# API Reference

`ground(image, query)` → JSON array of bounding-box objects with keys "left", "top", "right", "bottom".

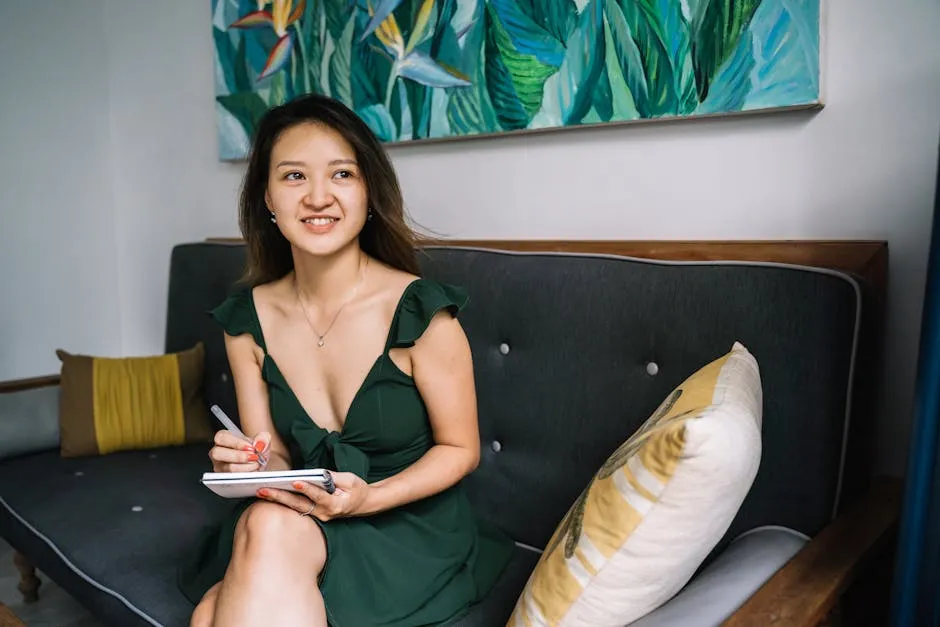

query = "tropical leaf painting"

[{"left": 210, "top": 0, "right": 821, "bottom": 159}]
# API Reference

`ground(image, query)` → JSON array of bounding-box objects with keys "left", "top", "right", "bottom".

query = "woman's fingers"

[
  {"left": 257, "top": 488, "right": 316, "bottom": 515},
  {"left": 209, "top": 445, "right": 258, "bottom": 465},
  {"left": 213, "top": 430, "right": 252, "bottom": 450},
  {"left": 209, "top": 430, "right": 261, "bottom": 472}
]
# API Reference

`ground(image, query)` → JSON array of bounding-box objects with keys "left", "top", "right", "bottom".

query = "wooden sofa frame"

[{"left": 1, "top": 239, "right": 901, "bottom": 626}]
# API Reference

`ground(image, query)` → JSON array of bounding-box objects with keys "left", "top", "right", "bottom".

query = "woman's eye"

[
  {"left": 334, "top": 170, "right": 354, "bottom": 180},
  {"left": 284, "top": 171, "right": 304, "bottom": 181}
]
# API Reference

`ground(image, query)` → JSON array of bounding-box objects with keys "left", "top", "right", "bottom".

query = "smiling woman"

[{"left": 177, "top": 94, "right": 514, "bottom": 627}]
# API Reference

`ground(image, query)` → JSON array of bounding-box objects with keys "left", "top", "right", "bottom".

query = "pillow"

[
  {"left": 0, "top": 384, "right": 61, "bottom": 461},
  {"left": 508, "top": 342, "right": 762, "bottom": 626},
  {"left": 55, "top": 343, "right": 213, "bottom": 457}
]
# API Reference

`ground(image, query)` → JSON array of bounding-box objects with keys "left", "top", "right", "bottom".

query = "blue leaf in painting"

[
  {"left": 695, "top": 28, "right": 755, "bottom": 114},
  {"left": 744, "top": 0, "right": 820, "bottom": 109},
  {"left": 551, "top": 0, "right": 606, "bottom": 125},
  {"left": 655, "top": 0, "right": 698, "bottom": 114},
  {"left": 398, "top": 51, "right": 472, "bottom": 88},
  {"left": 696, "top": 0, "right": 820, "bottom": 114},
  {"left": 358, "top": 104, "right": 398, "bottom": 141},
  {"left": 360, "top": 0, "right": 405, "bottom": 42},
  {"left": 488, "top": 0, "right": 566, "bottom": 68}
]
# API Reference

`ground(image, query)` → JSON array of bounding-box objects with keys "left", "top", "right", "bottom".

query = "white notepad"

[{"left": 201, "top": 468, "right": 335, "bottom": 499}]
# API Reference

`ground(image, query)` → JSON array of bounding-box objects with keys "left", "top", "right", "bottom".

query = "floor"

[{"left": 0, "top": 538, "right": 100, "bottom": 626}]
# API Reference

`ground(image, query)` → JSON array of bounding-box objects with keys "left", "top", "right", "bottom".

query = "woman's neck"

[{"left": 291, "top": 244, "right": 367, "bottom": 308}]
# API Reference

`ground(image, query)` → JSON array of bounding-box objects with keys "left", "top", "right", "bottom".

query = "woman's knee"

[{"left": 234, "top": 502, "right": 326, "bottom": 566}]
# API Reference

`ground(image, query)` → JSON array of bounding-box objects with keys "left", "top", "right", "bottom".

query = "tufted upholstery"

[{"left": 166, "top": 241, "right": 865, "bottom": 551}]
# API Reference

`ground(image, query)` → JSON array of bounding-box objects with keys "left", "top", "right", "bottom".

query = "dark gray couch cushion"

[
  {"left": 419, "top": 247, "right": 860, "bottom": 551},
  {"left": 0, "top": 442, "right": 538, "bottom": 627},
  {"left": 0, "top": 445, "right": 228, "bottom": 627}
]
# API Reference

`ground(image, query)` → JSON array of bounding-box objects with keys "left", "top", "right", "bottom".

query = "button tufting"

[
  {"left": 499, "top": 343, "right": 510, "bottom": 355},
  {"left": 221, "top": 373, "right": 229, "bottom": 383},
  {"left": 646, "top": 362, "right": 660, "bottom": 376},
  {"left": 74, "top": 471, "right": 84, "bottom": 477},
  {"left": 149, "top": 453, "right": 158, "bottom": 459},
  {"left": 131, "top": 506, "right": 143, "bottom": 512},
  {"left": 491, "top": 440, "right": 502, "bottom": 453}
]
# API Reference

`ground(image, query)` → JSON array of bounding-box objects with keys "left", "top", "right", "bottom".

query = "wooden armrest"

[
  {"left": 722, "top": 476, "right": 903, "bottom": 626},
  {"left": 0, "top": 374, "right": 60, "bottom": 394}
]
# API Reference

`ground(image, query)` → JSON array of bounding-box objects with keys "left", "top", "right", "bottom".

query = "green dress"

[{"left": 178, "top": 278, "right": 514, "bottom": 626}]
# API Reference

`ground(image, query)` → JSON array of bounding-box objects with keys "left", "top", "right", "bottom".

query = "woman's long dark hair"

[{"left": 238, "top": 94, "right": 421, "bottom": 285}]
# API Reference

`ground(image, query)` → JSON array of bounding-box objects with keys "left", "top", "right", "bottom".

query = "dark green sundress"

[{"left": 178, "top": 278, "right": 513, "bottom": 626}]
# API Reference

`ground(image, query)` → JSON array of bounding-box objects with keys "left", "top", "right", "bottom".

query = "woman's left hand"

[{"left": 256, "top": 472, "right": 370, "bottom": 521}]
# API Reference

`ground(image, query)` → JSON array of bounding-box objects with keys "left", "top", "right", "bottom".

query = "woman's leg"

[
  {"left": 210, "top": 501, "right": 328, "bottom": 627},
  {"left": 189, "top": 583, "right": 221, "bottom": 627}
]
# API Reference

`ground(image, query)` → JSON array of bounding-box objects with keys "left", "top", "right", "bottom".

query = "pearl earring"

[
  {"left": 367, "top": 207, "right": 374, "bottom": 221},
  {"left": 270, "top": 212, "right": 277, "bottom": 224}
]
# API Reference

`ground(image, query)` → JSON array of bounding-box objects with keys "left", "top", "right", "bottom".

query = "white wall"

[
  {"left": 2, "top": 0, "right": 938, "bottom": 476},
  {"left": 0, "top": 1, "right": 123, "bottom": 376}
]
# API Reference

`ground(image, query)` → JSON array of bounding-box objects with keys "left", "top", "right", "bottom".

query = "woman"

[{"left": 177, "top": 94, "right": 513, "bottom": 626}]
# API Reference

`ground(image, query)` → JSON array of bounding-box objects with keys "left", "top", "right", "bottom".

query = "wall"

[
  {"left": 2, "top": 0, "right": 938, "bottom": 476},
  {"left": 0, "top": 1, "right": 123, "bottom": 377}
]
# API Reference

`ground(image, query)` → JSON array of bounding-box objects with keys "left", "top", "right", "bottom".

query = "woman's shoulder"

[
  {"left": 209, "top": 277, "right": 291, "bottom": 348},
  {"left": 378, "top": 269, "right": 469, "bottom": 350}
]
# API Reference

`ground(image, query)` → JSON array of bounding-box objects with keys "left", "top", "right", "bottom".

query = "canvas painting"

[{"left": 211, "top": 0, "right": 822, "bottom": 159}]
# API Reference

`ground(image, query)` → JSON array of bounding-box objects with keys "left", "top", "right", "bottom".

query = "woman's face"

[{"left": 265, "top": 122, "right": 369, "bottom": 258}]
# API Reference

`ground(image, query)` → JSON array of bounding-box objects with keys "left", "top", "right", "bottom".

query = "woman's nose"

[{"left": 304, "top": 181, "right": 334, "bottom": 207}]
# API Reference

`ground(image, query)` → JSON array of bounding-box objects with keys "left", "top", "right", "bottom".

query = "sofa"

[{"left": 0, "top": 239, "right": 901, "bottom": 626}]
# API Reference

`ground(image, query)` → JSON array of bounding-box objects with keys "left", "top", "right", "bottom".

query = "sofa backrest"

[{"left": 165, "top": 241, "right": 870, "bottom": 553}]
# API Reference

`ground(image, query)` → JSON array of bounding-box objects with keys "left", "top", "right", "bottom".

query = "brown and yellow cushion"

[{"left": 55, "top": 343, "right": 212, "bottom": 457}]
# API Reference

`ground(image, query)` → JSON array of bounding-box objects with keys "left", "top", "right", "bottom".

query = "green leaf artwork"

[{"left": 211, "top": 0, "right": 821, "bottom": 159}]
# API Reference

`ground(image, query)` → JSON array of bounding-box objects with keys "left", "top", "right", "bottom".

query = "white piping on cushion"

[
  {"left": 0, "top": 495, "right": 163, "bottom": 627},
  {"left": 733, "top": 524, "right": 812, "bottom": 543}
]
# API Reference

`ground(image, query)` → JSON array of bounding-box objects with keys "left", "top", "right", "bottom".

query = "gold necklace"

[{"left": 295, "top": 256, "right": 368, "bottom": 348}]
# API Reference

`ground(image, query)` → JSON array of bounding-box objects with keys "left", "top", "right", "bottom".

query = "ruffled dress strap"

[
  {"left": 209, "top": 286, "right": 267, "bottom": 351},
  {"left": 385, "top": 279, "right": 470, "bottom": 351}
]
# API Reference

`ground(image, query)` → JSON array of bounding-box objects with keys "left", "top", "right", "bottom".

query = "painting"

[{"left": 211, "top": 0, "right": 822, "bottom": 159}]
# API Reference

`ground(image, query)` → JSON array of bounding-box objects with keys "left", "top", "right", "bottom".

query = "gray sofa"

[{"left": 0, "top": 240, "right": 898, "bottom": 626}]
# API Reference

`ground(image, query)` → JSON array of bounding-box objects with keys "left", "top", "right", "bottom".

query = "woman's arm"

[
  {"left": 210, "top": 331, "right": 293, "bottom": 472},
  {"left": 356, "top": 309, "right": 481, "bottom": 515}
]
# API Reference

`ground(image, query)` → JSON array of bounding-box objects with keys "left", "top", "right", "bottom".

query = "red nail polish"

[
  {"left": 257, "top": 489, "right": 268, "bottom": 497},
  {"left": 293, "top": 482, "right": 303, "bottom": 490},
  {"left": 257, "top": 442, "right": 267, "bottom": 453},
  {"left": 247, "top": 454, "right": 258, "bottom": 461}
]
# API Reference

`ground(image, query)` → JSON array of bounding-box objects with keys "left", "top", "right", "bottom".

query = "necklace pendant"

[{"left": 317, "top": 337, "right": 325, "bottom": 347}]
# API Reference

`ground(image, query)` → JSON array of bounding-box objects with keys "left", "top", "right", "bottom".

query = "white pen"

[{"left": 210, "top": 404, "right": 267, "bottom": 467}]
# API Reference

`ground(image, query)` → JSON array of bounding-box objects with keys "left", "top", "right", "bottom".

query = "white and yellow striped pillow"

[{"left": 509, "top": 342, "right": 762, "bottom": 626}]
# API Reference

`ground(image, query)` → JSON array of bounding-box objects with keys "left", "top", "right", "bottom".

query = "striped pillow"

[{"left": 509, "top": 342, "right": 763, "bottom": 626}]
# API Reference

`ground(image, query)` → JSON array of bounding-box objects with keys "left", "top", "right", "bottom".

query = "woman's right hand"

[{"left": 209, "top": 430, "right": 272, "bottom": 473}]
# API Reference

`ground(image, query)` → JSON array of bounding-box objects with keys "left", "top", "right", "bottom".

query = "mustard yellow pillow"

[
  {"left": 509, "top": 342, "right": 763, "bottom": 626},
  {"left": 55, "top": 343, "right": 212, "bottom": 457}
]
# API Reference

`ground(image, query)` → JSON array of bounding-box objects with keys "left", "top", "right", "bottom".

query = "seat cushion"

[
  {"left": 0, "top": 444, "right": 537, "bottom": 627},
  {"left": 0, "top": 444, "right": 228, "bottom": 627}
]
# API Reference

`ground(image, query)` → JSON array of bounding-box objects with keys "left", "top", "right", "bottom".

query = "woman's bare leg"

[
  {"left": 210, "top": 501, "right": 328, "bottom": 627},
  {"left": 190, "top": 582, "right": 221, "bottom": 627}
]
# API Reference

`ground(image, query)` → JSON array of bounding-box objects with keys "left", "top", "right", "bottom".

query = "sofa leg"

[{"left": 13, "top": 551, "right": 41, "bottom": 603}]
